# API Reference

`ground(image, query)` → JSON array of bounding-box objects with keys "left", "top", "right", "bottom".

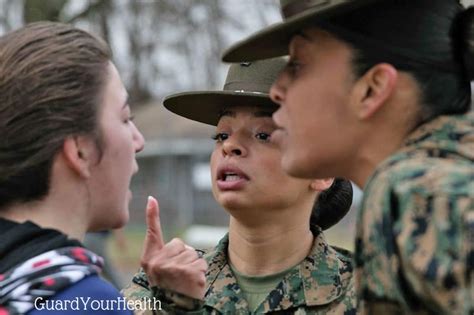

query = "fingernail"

[{"left": 147, "top": 196, "right": 154, "bottom": 208}]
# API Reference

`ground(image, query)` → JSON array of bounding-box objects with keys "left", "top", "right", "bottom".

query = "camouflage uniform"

[
  {"left": 123, "top": 228, "right": 357, "bottom": 314},
  {"left": 355, "top": 112, "right": 474, "bottom": 315}
]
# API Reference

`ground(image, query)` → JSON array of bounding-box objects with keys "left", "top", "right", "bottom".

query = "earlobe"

[
  {"left": 310, "top": 178, "right": 334, "bottom": 192},
  {"left": 62, "top": 137, "right": 93, "bottom": 178},
  {"left": 357, "top": 63, "right": 398, "bottom": 119}
]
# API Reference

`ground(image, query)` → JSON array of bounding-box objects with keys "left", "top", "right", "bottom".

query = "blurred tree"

[
  {"left": 0, "top": 0, "right": 280, "bottom": 105},
  {"left": 4, "top": 0, "right": 474, "bottom": 105},
  {"left": 23, "top": 0, "right": 66, "bottom": 22},
  {"left": 0, "top": 0, "right": 22, "bottom": 31}
]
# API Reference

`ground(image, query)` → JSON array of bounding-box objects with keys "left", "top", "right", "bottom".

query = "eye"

[
  {"left": 255, "top": 132, "right": 271, "bottom": 142},
  {"left": 211, "top": 132, "right": 229, "bottom": 142},
  {"left": 124, "top": 115, "right": 135, "bottom": 124},
  {"left": 286, "top": 59, "right": 302, "bottom": 77}
]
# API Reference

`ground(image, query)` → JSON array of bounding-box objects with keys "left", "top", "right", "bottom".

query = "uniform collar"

[
  {"left": 203, "top": 234, "right": 249, "bottom": 312},
  {"left": 402, "top": 112, "right": 473, "bottom": 153},
  {"left": 203, "top": 230, "right": 353, "bottom": 313},
  {"left": 364, "top": 112, "right": 474, "bottom": 193}
]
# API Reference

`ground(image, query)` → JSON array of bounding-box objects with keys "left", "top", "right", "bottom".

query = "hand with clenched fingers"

[{"left": 140, "top": 196, "right": 207, "bottom": 300}]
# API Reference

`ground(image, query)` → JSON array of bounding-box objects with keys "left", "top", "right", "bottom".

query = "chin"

[
  {"left": 281, "top": 154, "right": 317, "bottom": 179},
  {"left": 219, "top": 196, "right": 250, "bottom": 213},
  {"left": 114, "top": 206, "right": 130, "bottom": 228},
  {"left": 98, "top": 207, "right": 130, "bottom": 230}
]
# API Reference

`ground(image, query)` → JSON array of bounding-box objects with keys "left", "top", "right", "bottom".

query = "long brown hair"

[{"left": 0, "top": 22, "right": 112, "bottom": 209}]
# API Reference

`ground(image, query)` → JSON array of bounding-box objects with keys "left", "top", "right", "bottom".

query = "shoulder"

[
  {"left": 323, "top": 243, "right": 357, "bottom": 313},
  {"left": 306, "top": 233, "right": 355, "bottom": 300},
  {"left": 362, "top": 155, "right": 472, "bottom": 248},
  {"left": 52, "top": 275, "right": 124, "bottom": 300},
  {"left": 364, "top": 150, "right": 473, "bottom": 214},
  {"left": 28, "top": 275, "right": 132, "bottom": 314},
  {"left": 331, "top": 245, "right": 353, "bottom": 262},
  {"left": 367, "top": 113, "right": 473, "bottom": 200},
  {"left": 302, "top": 241, "right": 357, "bottom": 313}
]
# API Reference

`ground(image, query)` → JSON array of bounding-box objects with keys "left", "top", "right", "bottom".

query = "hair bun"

[
  {"left": 455, "top": 6, "right": 474, "bottom": 80},
  {"left": 311, "top": 178, "right": 353, "bottom": 231}
]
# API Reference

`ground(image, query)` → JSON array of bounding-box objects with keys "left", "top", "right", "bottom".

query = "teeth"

[{"left": 224, "top": 174, "right": 242, "bottom": 181}]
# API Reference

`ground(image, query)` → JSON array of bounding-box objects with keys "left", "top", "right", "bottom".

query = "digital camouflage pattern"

[
  {"left": 123, "top": 228, "right": 357, "bottom": 314},
  {"left": 355, "top": 112, "right": 474, "bottom": 315}
]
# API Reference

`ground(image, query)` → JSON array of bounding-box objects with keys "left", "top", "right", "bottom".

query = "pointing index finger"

[{"left": 144, "top": 195, "right": 165, "bottom": 251}]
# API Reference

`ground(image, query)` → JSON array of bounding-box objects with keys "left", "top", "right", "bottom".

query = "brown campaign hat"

[
  {"left": 222, "top": 0, "right": 383, "bottom": 62},
  {"left": 163, "top": 57, "right": 286, "bottom": 126}
]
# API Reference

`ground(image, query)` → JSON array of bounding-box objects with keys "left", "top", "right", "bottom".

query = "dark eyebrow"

[
  {"left": 295, "top": 30, "right": 312, "bottom": 41},
  {"left": 217, "top": 109, "right": 236, "bottom": 120},
  {"left": 217, "top": 108, "right": 274, "bottom": 121}
]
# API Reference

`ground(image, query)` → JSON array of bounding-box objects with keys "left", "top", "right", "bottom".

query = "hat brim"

[
  {"left": 222, "top": 0, "right": 382, "bottom": 62},
  {"left": 163, "top": 91, "right": 277, "bottom": 126}
]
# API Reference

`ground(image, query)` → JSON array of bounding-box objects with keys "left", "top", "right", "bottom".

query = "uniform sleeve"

[
  {"left": 121, "top": 270, "right": 204, "bottom": 315},
  {"left": 395, "top": 190, "right": 473, "bottom": 315}
]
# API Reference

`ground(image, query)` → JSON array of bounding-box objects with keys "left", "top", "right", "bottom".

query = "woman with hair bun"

[
  {"left": 123, "top": 58, "right": 357, "bottom": 314},
  {"left": 223, "top": 0, "right": 474, "bottom": 313}
]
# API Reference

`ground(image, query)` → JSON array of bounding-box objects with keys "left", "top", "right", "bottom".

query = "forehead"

[
  {"left": 217, "top": 105, "right": 275, "bottom": 121},
  {"left": 102, "top": 63, "right": 127, "bottom": 104},
  {"left": 289, "top": 28, "right": 344, "bottom": 55}
]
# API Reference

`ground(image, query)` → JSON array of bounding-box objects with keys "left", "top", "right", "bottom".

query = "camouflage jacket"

[
  {"left": 355, "top": 112, "right": 474, "bottom": 315},
  {"left": 123, "top": 229, "right": 357, "bottom": 314}
]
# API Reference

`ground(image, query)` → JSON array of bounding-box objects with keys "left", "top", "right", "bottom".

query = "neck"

[
  {"left": 349, "top": 101, "right": 420, "bottom": 187},
  {"left": 349, "top": 146, "right": 398, "bottom": 188},
  {"left": 352, "top": 73, "right": 424, "bottom": 188},
  {"left": 0, "top": 185, "right": 89, "bottom": 242},
  {"left": 0, "top": 153, "right": 95, "bottom": 241},
  {"left": 350, "top": 120, "right": 418, "bottom": 188},
  {"left": 227, "top": 212, "right": 313, "bottom": 276}
]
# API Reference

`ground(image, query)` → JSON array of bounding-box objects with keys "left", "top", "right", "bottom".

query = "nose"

[
  {"left": 270, "top": 72, "right": 287, "bottom": 105},
  {"left": 222, "top": 134, "right": 247, "bottom": 157},
  {"left": 132, "top": 122, "right": 145, "bottom": 153}
]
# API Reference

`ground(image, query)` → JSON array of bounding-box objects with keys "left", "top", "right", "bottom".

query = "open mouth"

[
  {"left": 216, "top": 168, "right": 249, "bottom": 191},
  {"left": 216, "top": 165, "right": 250, "bottom": 191},
  {"left": 221, "top": 172, "right": 245, "bottom": 182},
  {"left": 217, "top": 167, "right": 249, "bottom": 181}
]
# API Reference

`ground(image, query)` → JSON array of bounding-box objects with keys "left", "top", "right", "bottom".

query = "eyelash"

[
  {"left": 211, "top": 132, "right": 229, "bottom": 142},
  {"left": 211, "top": 132, "right": 271, "bottom": 143},
  {"left": 124, "top": 115, "right": 135, "bottom": 123},
  {"left": 255, "top": 132, "right": 271, "bottom": 142},
  {"left": 286, "top": 59, "right": 301, "bottom": 76}
]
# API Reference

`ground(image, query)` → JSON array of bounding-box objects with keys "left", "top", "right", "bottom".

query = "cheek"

[
  {"left": 256, "top": 154, "right": 286, "bottom": 180},
  {"left": 289, "top": 76, "right": 348, "bottom": 134},
  {"left": 209, "top": 150, "right": 219, "bottom": 185},
  {"left": 101, "top": 127, "right": 135, "bottom": 172},
  {"left": 285, "top": 80, "right": 318, "bottom": 125},
  {"left": 107, "top": 139, "right": 131, "bottom": 165},
  {"left": 258, "top": 155, "right": 308, "bottom": 197}
]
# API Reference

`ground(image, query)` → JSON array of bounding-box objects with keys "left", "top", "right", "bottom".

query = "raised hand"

[{"left": 140, "top": 196, "right": 207, "bottom": 300}]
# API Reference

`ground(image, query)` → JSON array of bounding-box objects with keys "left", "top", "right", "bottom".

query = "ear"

[
  {"left": 62, "top": 136, "right": 97, "bottom": 178},
  {"left": 310, "top": 178, "right": 334, "bottom": 192},
  {"left": 352, "top": 63, "right": 398, "bottom": 120}
]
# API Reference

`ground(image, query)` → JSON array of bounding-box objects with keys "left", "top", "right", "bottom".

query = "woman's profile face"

[
  {"left": 87, "top": 62, "right": 145, "bottom": 230},
  {"left": 210, "top": 106, "right": 314, "bottom": 215},
  {"left": 270, "top": 28, "right": 358, "bottom": 179}
]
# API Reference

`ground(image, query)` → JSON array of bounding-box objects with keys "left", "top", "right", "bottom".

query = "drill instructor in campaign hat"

[
  {"left": 222, "top": 0, "right": 474, "bottom": 314},
  {"left": 123, "top": 58, "right": 358, "bottom": 314}
]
